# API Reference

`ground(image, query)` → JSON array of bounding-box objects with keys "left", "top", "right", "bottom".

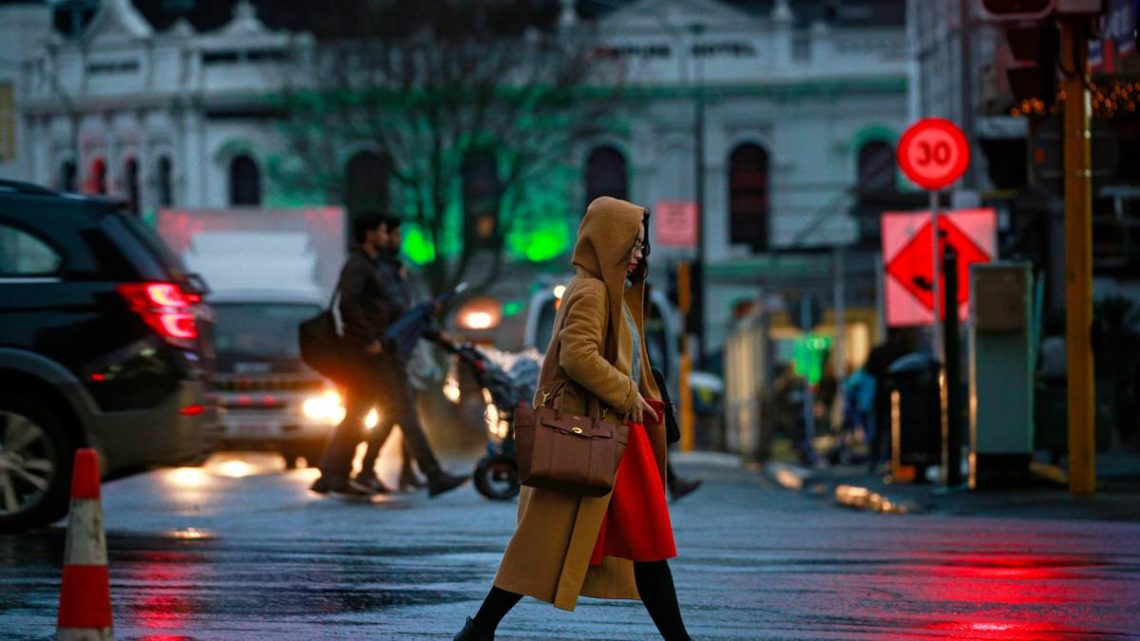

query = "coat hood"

[
  {"left": 570, "top": 196, "right": 651, "bottom": 372},
  {"left": 571, "top": 196, "right": 646, "bottom": 288}
]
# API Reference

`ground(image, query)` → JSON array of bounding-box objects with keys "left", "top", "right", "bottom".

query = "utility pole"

[
  {"left": 1060, "top": 17, "right": 1096, "bottom": 497},
  {"left": 690, "top": 22, "right": 707, "bottom": 368},
  {"left": 958, "top": 0, "right": 977, "bottom": 190}
]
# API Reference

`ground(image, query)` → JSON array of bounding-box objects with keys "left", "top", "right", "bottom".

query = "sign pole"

[{"left": 930, "top": 189, "right": 942, "bottom": 362}]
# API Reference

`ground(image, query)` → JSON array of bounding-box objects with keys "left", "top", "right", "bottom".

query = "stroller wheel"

[{"left": 474, "top": 453, "right": 520, "bottom": 501}]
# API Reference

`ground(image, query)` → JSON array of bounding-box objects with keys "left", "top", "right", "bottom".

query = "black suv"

[{"left": 0, "top": 179, "right": 219, "bottom": 532}]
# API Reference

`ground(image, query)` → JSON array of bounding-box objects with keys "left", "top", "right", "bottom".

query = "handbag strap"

[
  {"left": 330, "top": 290, "right": 344, "bottom": 338},
  {"left": 537, "top": 379, "right": 603, "bottom": 422}
]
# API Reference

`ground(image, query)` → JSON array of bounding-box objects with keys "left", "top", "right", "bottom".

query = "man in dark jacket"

[
  {"left": 354, "top": 215, "right": 430, "bottom": 493},
  {"left": 310, "top": 213, "right": 467, "bottom": 498}
]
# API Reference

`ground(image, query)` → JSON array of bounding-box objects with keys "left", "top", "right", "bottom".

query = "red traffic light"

[{"left": 980, "top": 0, "right": 1055, "bottom": 20}]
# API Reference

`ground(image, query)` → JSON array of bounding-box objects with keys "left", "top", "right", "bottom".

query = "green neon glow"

[
  {"left": 507, "top": 219, "right": 573, "bottom": 262},
  {"left": 502, "top": 301, "right": 523, "bottom": 316},
  {"left": 502, "top": 161, "right": 576, "bottom": 263},
  {"left": 792, "top": 335, "right": 832, "bottom": 386},
  {"left": 401, "top": 224, "right": 436, "bottom": 264}
]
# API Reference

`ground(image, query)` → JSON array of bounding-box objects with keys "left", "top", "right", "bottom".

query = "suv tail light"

[{"left": 117, "top": 282, "right": 199, "bottom": 349}]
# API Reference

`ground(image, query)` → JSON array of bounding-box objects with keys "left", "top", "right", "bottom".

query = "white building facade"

[{"left": 8, "top": 0, "right": 910, "bottom": 352}]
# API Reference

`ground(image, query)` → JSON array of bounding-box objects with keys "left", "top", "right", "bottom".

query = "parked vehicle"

[
  {"left": 0, "top": 179, "right": 219, "bottom": 532},
  {"left": 157, "top": 211, "right": 349, "bottom": 469},
  {"left": 208, "top": 288, "right": 339, "bottom": 468}
]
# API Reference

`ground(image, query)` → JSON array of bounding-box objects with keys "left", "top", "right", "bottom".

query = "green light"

[
  {"left": 792, "top": 334, "right": 832, "bottom": 386},
  {"left": 502, "top": 301, "right": 523, "bottom": 316},
  {"left": 506, "top": 218, "right": 573, "bottom": 263},
  {"left": 402, "top": 225, "right": 436, "bottom": 265}
]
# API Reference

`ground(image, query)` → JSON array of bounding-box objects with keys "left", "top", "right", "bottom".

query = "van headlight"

[{"left": 302, "top": 390, "right": 346, "bottom": 423}]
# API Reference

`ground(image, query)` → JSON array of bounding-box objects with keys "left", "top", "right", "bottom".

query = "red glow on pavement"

[
  {"left": 924, "top": 619, "right": 1088, "bottom": 640},
  {"left": 178, "top": 405, "right": 206, "bottom": 417},
  {"left": 128, "top": 551, "right": 195, "bottom": 634}
]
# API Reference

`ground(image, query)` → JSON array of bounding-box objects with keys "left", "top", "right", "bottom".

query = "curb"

[
  {"left": 765, "top": 462, "right": 925, "bottom": 515},
  {"left": 833, "top": 484, "right": 923, "bottom": 515}
]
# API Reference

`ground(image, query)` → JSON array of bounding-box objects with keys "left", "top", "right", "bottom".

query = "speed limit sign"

[{"left": 897, "top": 118, "right": 970, "bottom": 191}]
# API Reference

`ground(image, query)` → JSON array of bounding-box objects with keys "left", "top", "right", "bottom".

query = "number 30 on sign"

[{"left": 896, "top": 118, "right": 970, "bottom": 191}]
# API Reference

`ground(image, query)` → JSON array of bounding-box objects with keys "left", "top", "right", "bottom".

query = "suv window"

[
  {"left": 0, "top": 222, "right": 63, "bottom": 276},
  {"left": 100, "top": 211, "right": 186, "bottom": 281}
]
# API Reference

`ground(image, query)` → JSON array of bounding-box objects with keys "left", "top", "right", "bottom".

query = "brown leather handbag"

[{"left": 514, "top": 387, "right": 630, "bottom": 497}]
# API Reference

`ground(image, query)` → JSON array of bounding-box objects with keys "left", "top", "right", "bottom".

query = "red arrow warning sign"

[{"left": 881, "top": 208, "right": 997, "bottom": 327}]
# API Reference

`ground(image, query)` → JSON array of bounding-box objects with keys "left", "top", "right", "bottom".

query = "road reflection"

[{"left": 881, "top": 550, "right": 1128, "bottom": 640}]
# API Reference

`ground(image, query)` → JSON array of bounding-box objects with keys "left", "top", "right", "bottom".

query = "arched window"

[
  {"left": 157, "top": 156, "right": 173, "bottom": 207},
  {"left": 463, "top": 149, "right": 499, "bottom": 241},
  {"left": 124, "top": 157, "right": 140, "bottom": 213},
  {"left": 344, "top": 151, "right": 390, "bottom": 216},
  {"left": 728, "top": 143, "right": 770, "bottom": 251},
  {"left": 857, "top": 140, "right": 896, "bottom": 194},
  {"left": 87, "top": 157, "right": 107, "bottom": 195},
  {"left": 228, "top": 154, "right": 261, "bottom": 206},
  {"left": 584, "top": 145, "right": 628, "bottom": 209},
  {"left": 59, "top": 159, "right": 77, "bottom": 192}
]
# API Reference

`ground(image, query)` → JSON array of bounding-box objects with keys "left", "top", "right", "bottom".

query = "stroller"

[{"left": 441, "top": 341, "right": 540, "bottom": 501}]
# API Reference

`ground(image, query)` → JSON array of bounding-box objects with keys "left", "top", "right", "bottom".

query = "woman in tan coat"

[{"left": 454, "top": 197, "right": 693, "bottom": 641}]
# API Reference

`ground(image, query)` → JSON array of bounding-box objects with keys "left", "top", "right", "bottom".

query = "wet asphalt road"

[{"left": 2, "top": 450, "right": 1139, "bottom": 641}]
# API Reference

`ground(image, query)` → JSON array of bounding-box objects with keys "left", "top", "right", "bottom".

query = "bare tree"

[{"left": 276, "top": 1, "right": 623, "bottom": 295}]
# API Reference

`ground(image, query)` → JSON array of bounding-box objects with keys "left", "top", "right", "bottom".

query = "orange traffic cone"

[{"left": 56, "top": 448, "right": 114, "bottom": 641}]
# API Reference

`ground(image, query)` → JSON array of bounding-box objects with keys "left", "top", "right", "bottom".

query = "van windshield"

[{"left": 213, "top": 302, "right": 322, "bottom": 360}]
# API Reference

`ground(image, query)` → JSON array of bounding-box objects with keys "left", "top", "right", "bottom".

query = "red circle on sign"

[{"left": 897, "top": 118, "right": 970, "bottom": 191}]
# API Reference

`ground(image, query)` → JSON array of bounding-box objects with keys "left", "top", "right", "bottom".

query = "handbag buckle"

[{"left": 571, "top": 427, "right": 583, "bottom": 435}]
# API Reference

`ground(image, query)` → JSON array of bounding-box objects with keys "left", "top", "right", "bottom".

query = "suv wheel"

[{"left": 0, "top": 395, "right": 75, "bottom": 533}]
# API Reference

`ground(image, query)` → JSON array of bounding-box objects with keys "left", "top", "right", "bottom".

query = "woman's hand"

[{"left": 629, "top": 393, "right": 658, "bottom": 425}]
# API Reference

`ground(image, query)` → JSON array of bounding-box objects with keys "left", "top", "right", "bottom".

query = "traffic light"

[
  {"left": 981, "top": 0, "right": 1104, "bottom": 111},
  {"left": 666, "top": 261, "right": 702, "bottom": 335},
  {"left": 980, "top": 0, "right": 1101, "bottom": 20},
  {"left": 1005, "top": 22, "right": 1060, "bottom": 106},
  {"left": 979, "top": 0, "right": 1056, "bottom": 20},
  {"left": 686, "top": 260, "right": 703, "bottom": 335},
  {"left": 981, "top": 2, "right": 1058, "bottom": 110}
]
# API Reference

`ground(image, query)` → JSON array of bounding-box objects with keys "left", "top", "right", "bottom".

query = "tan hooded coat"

[{"left": 492, "top": 197, "right": 664, "bottom": 611}]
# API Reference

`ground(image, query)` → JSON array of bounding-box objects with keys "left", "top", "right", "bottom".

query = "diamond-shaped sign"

[{"left": 882, "top": 209, "right": 997, "bottom": 326}]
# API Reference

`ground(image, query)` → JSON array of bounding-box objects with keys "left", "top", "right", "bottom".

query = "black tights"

[{"left": 472, "top": 561, "right": 689, "bottom": 641}]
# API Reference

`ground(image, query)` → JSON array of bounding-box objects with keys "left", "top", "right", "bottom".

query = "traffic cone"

[{"left": 56, "top": 448, "right": 114, "bottom": 641}]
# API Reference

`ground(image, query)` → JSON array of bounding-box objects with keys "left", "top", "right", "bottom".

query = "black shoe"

[
  {"left": 353, "top": 472, "right": 391, "bottom": 494},
  {"left": 309, "top": 477, "right": 331, "bottom": 494},
  {"left": 669, "top": 477, "right": 703, "bottom": 502},
  {"left": 312, "top": 476, "right": 374, "bottom": 498},
  {"left": 453, "top": 617, "right": 493, "bottom": 641},
  {"left": 428, "top": 471, "right": 469, "bottom": 498}
]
